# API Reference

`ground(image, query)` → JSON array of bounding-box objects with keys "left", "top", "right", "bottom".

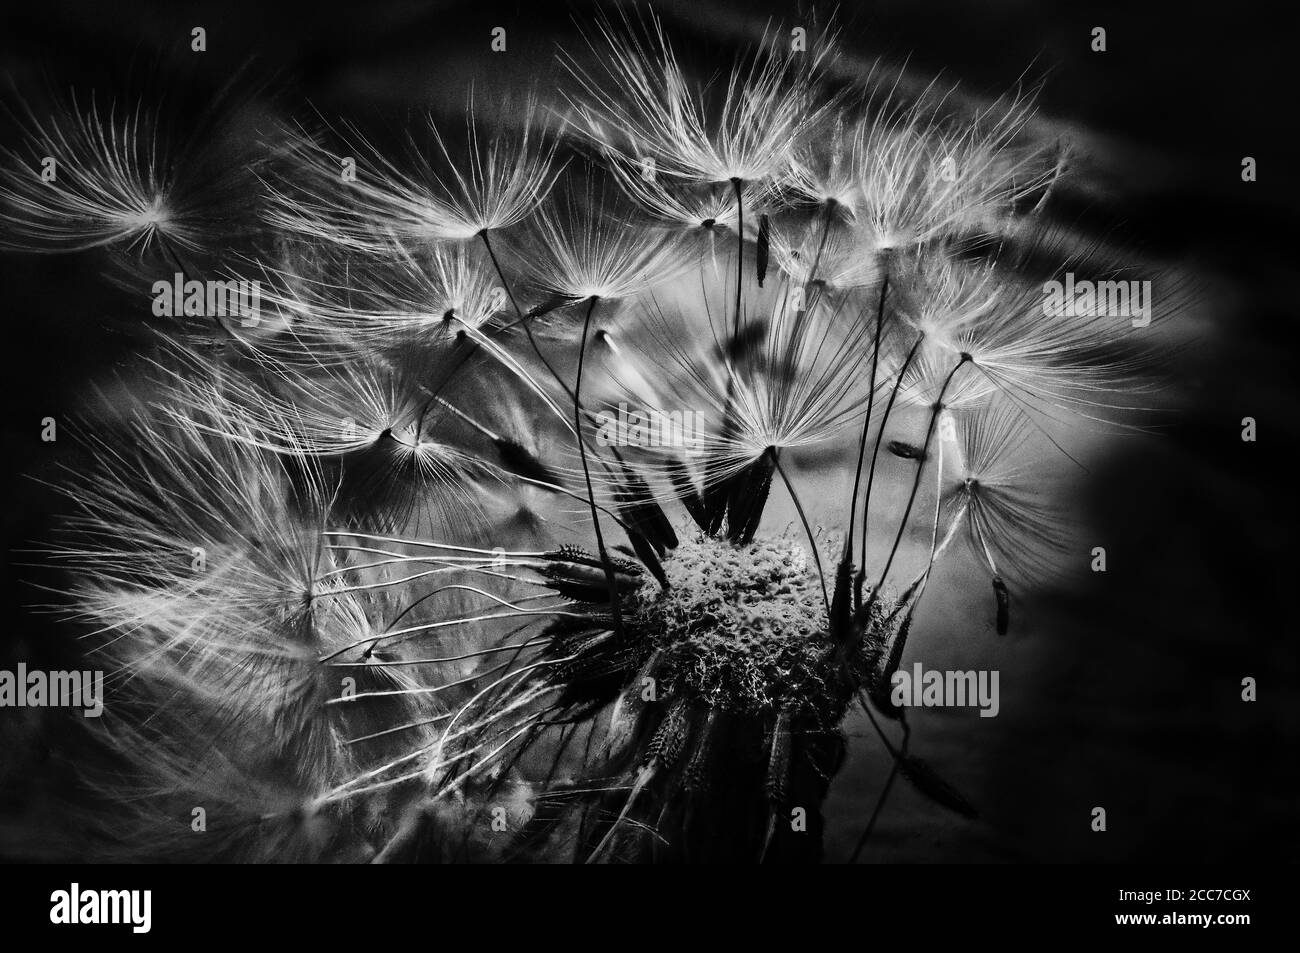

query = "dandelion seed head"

[
  {"left": 15, "top": 12, "right": 1177, "bottom": 863},
  {"left": 627, "top": 534, "right": 838, "bottom": 713}
]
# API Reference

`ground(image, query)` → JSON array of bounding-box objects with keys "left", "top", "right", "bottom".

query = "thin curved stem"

[
  {"left": 575, "top": 296, "right": 625, "bottom": 641},
  {"left": 159, "top": 240, "right": 248, "bottom": 348},
  {"left": 848, "top": 693, "right": 910, "bottom": 863},
  {"left": 731, "top": 177, "right": 744, "bottom": 340},
  {"left": 478, "top": 230, "right": 636, "bottom": 490},
  {"left": 790, "top": 198, "right": 837, "bottom": 343},
  {"left": 846, "top": 273, "right": 889, "bottom": 568},
  {"left": 857, "top": 355, "right": 969, "bottom": 636},
  {"left": 855, "top": 332, "right": 923, "bottom": 599},
  {"left": 771, "top": 448, "right": 830, "bottom": 619},
  {"left": 480, "top": 229, "right": 588, "bottom": 411}
]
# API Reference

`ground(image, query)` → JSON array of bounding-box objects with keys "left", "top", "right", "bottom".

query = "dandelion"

[{"left": 11, "top": 14, "right": 1182, "bottom": 865}]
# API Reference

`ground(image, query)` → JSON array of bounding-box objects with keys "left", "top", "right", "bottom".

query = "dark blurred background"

[{"left": 1, "top": 0, "right": 1295, "bottom": 862}]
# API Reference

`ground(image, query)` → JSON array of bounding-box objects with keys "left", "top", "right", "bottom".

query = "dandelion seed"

[
  {"left": 768, "top": 220, "right": 882, "bottom": 291},
  {"left": 258, "top": 239, "right": 504, "bottom": 354},
  {"left": 601, "top": 277, "right": 880, "bottom": 492},
  {"left": 267, "top": 94, "right": 560, "bottom": 249},
  {"left": 899, "top": 241, "right": 1167, "bottom": 420},
  {"left": 153, "top": 346, "right": 488, "bottom": 533},
  {"left": 943, "top": 399, "right": 1068, "bottom": 584},
  {"left": 603, "top": 153, "right": 742, "bottom": 232},
  {"left": 563, "top": 12, "right": 838, "bottom": 186},
  {"left": 0, "top": 87, "right": 266, "bottom": 257},
  {"left": 45, "top": 405, "right": 444, "bottom": 860},
  {"left": 521, "top": 167, "right": 687, "bottom": 302}
]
